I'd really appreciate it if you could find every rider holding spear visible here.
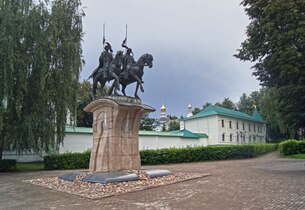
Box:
[121,24,135,79]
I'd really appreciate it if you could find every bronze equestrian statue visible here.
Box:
[88,44,123,98]
[88,34,153,100]
[109,53,153,99]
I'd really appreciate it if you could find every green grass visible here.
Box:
[16,162,44,172]
[286,154,305,159]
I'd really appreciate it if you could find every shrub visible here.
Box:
[140,144,277,165]
[0,159,17,172]
[44,150,90,170]
[43,144,277,169]
[279,139,305,156]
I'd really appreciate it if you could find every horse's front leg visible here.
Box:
[108,81,116,95]
[131,74,144,92]
[109,71,120,92]
[92,79,97,99]
[122,84,127,96]
[135,83,140,99]
[100,81,106,96]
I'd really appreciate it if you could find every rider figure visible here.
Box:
[98,42,113,78]
[121,42,135,79]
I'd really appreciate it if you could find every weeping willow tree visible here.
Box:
[0,0,84,160]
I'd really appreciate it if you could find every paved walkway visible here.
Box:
[1,152,305,210]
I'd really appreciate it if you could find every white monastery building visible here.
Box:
[183,105,266,145]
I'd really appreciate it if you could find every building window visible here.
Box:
[236,122,239,130]
[222,120,225,127]
[243,123,245,130]
[243,135,245,142]
[253,124,256,132]
[237,134,239,142]
[249,135,252,143]
[260,125,262,133]
[229,121,232,128]
[230,134,233,142]
[249,124,251,131]
[222,133,225,141]
[253,135,256,142]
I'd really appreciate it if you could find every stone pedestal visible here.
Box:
[84,98,155,173]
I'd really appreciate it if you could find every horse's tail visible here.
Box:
[87,74,93,80]
[88,67,99,80]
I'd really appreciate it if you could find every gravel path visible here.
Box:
[24,172,209,199]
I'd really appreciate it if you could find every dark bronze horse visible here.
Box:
[91,51,123,98]
[109,53,153,99]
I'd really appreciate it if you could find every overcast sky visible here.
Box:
[80,0,260,118]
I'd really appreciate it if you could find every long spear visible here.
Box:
[122,24,128,47]
[103,23,105,46]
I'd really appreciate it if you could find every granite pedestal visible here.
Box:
[84,97,155,173]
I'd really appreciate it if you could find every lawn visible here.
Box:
[16,162,44,172]
[287,154,305,159]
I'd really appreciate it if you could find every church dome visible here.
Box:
[160,104,166,112]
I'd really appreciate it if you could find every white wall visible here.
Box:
[184,115,218,145]
[60,133,208,153]
[2,151,45,162]
[60,133,92,153]
[216,116,266,144]
[139,136,208,150]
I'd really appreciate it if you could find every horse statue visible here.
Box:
[90,50,124,98]
[109,53,153,99]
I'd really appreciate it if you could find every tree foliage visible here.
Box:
[215,98,236,110]
[235,0,305,135]
[76,80,93,127]
[237,90,263,115]
[192,107,201,115]
[0,0,84,159]
[140,114,156,131]
[168,120,180,131]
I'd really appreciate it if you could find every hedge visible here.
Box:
[0,159,17,172]
[44,150,90,170]
[278,139,305,156]
[43,144,277,170]
[140,144,277,165]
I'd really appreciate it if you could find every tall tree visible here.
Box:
[215,98,236,110]
[235,0,305,135]
[192,107,201,115]
[0,0,84,160]
[168,119,180,131]
[237,90,264,115]
[202,102,211,110]
[140,114,156,131]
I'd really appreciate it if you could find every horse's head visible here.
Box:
[143,53,153,68]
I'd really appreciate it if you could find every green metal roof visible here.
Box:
[65,127,208,139]
[139,129,208,139]
[252,109,264,122]
[185,105,265,123]
[65,126,93,134]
